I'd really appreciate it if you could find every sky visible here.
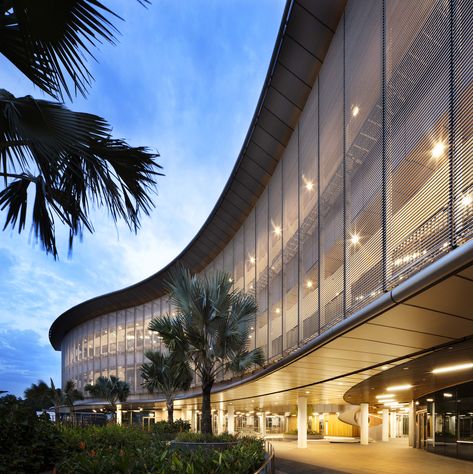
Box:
[0,0,285,396]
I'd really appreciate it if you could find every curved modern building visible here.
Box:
[50,0,473,461]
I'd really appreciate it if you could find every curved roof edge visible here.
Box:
[50,0,347,350]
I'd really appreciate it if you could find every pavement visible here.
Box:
[273,437,473,474]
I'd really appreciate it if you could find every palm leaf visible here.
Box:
[0,1,149,100]
[0,90,162,257]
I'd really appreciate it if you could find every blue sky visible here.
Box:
[0,0,285,396]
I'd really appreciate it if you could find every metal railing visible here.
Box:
[254,441,275,474]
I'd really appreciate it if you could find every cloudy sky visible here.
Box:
[0,0,285,396]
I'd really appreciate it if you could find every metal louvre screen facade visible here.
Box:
[61,0,473,395]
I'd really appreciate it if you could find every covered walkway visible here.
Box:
[274,438,473,474]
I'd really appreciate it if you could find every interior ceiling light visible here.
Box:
[461,194,473,207]
[306,280,313,288]
[350,233,361,246]
[432,362,473,374]
[386,384,412,392]
[273,224,282,236]
[302,175,314,191]
[249,256,255,264]
[426,398,434,402]
[352,105,360,117]
[443,393,453,398]
[431,142,445,159]
[376,394,395,399]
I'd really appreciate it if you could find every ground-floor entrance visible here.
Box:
[273,438,473,474]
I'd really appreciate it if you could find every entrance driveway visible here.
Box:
[273,438,473,474]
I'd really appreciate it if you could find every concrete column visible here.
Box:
[382,409,389,442]
[297,397,307,448]
[260,413,266,437]
[390,412,397,438]
[360,403,369,445]
[217,408,224,434]
[408,401,416,447]
[116,404,122,426]
[227,406,235,434]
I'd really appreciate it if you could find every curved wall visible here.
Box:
[60,0,473,396]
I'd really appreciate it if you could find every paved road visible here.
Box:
[273,438,473,474]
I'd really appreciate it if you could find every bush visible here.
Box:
[57,428,264,474]
[174,432,238,443]
[153,419,191,434]
[0,395,63,474]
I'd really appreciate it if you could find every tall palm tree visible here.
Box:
[85,375,130,421]
[149,266,265,434]
[62,380,84,425]
[0,1,161,257]
[24,380,52,412]
[140,350,193,423]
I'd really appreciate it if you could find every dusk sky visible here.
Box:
[0,0,285,396]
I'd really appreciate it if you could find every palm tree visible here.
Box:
[62,380,84,425]
[140,350,193,423]
[149,266,265,434]
[0,1,161,258]
[85,376,130,422]
[24,380,52,412]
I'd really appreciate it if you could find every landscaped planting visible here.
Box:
[0,396,265,474]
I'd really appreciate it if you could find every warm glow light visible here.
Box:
[432,362,473,374]
[461,194,473,207]
[431,142,445,159]
[376,394,396,399]
[275,308,281,314]
[306,280,313,289]
[228,277,233,283]
[273,224,282,236]
[350,233,361,246]
[305,391,310,394]
[426,398,434,402]
[387,384,412,392]
[381,365,389,370]
[249,256,255,264]
[443,393,453,398]
[352,105,360,117]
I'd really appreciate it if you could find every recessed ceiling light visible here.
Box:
[426,398,434,402]
[443,393,453,398]
[387,384,412,392]
[432,362,473,374]
[376,394,395,399]
[431,142,445,159]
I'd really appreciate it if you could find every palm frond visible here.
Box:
[0,90,162,257]
[0,1,151,100]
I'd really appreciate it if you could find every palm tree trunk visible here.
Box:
[201,383,213,435]
[166,400,174,424]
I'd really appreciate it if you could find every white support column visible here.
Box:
[116,404,122,426]
[382,409,389,442]
[297,397,307,448]
[390,412,397,438]
[360,403,369,445]
[218,408,224,434]
[408,400,416,447]
[227,406,235,435]
[260,412,266,437]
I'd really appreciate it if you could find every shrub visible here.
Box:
[153,418,191,434]
[174,432,238,443]
[0,395,63,474]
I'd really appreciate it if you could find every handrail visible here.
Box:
[254,441,276,474]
